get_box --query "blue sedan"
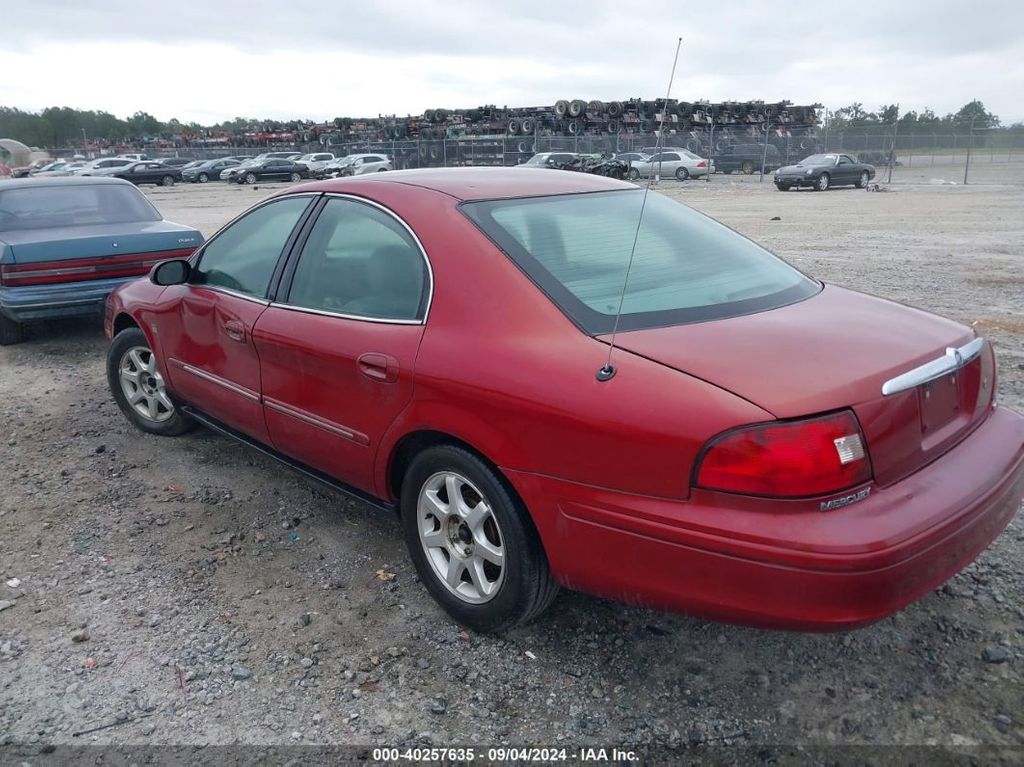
[0,177,203,344]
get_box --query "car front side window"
[286,197,427,321]
[192,197,311,298]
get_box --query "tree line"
[826,100,1012,133]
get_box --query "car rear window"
[0,184,162,231]
[461,190,820,333]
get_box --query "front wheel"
[290,172,302,182]
[775,182,791,191]
[245,173,257,185]
[198,173,209,183]
[107,328,192,436]
[857,171,870,188]
[0,314,25,345]
[401,445,558,633]
[815,173,830,191]
[741,161,755,175]
[627,167,640,181]
[161,175,175,187]
[674,167,690,181]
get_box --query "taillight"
[695,411,872,498]
[697,161,707,167]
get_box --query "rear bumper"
[0,277,136,322]
[505,406,1024,631]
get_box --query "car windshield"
[799,154,837,165]
[523,154,555,166]
[462,190,820,333]
[0,184,162,231]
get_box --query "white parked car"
[295,152,335,173]
[119,153,148,161]
[325,154,392,176]
[75,157,137,176]
[629,149,714,181]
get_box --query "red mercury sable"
[104,169,1024,633]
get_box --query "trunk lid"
[602,285,995,486]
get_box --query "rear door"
[159,195,315,441]
[253,195,430,494]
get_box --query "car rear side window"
[462,190,820,333]
[285,197,427,321]
[0,184,161,230]
[192,196,311,299]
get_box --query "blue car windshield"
[0,184,162,231]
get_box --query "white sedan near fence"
[628,149,714,180]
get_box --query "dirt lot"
[1,169,1022,755]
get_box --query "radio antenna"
[597,36,683,382]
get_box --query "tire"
[775,182,791,191]
[741,161,755,175]
[198,173,209,183]
[0,313,25,346]
[628,167,640,181]
[815,173,830,191]
[161,175,175,186]
[401,445,558,633]
[857,171,870,188]
[245,173,257,185]
[290,172,301,182]
[106,328,192,436]
[377,167,387,172]
[674,167,690,181]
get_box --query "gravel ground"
[1,169,1022,754]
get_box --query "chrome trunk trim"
[881,337,985,396]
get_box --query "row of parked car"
[15,152,394,187]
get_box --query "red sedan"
[104,169,1024,633]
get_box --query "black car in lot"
[714,143,783,174]
[232,159,310,184]
[182,158,241,183]
[774,153,876,191]
[155,157,195,168]
[112,161,183,187]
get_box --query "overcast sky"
[1,0,1022,125]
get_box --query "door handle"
[358,352,399,383]
[223,319,246,343]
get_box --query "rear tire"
[161,175,175,187]
[290,172,302,182]
[107,328,193,436]
[400,445,558,633]
[674,167,690,181]
[741,161,755,175]
[0,314,25,345]
[857,170,870,188]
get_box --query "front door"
[253,196,430,494]
[159,195,315,441]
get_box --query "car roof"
[0,176,137,191]
[285,167,634,202]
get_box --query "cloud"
[1,0,1021,123]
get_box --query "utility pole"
[964,113,977,185]
[886,103,899,184]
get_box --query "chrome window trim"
[881,337,985,396]
[273,192,434,326]
[194,285,270,306]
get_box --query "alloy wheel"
[417,471,505,604]
[118,346,174,423]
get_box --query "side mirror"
[151,259,191,286]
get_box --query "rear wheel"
[674,167,690,181]
[377,167,387,172]
[290,172,302,182]
[857,170,870,188]
[0,314,25,345]
[107,328,192,436]
[815,173,830,191]
[741,161,755,175]
[161,175,175,187]
[401,445,558,633]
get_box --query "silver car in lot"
[74,157,136,176]
[628,149,714,181]
[324,153,392,176]
[295,152,336,174]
